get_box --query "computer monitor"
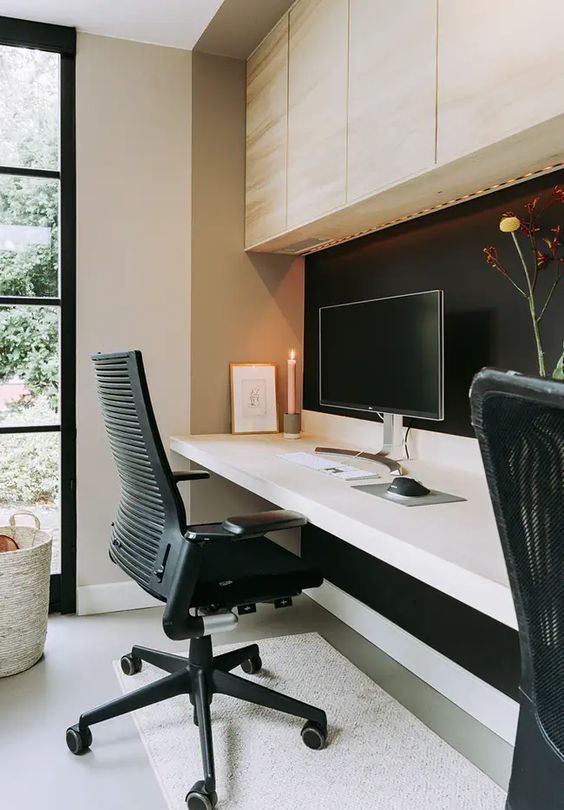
[319,290,444,422]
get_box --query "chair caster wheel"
[66,724,92,755]
[301,720,327,750]
[120,653,142,676]
[186,781,218,810]
[241,654,262,675]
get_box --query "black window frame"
[0,16,77,614]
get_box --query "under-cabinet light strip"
[302,162,564,256]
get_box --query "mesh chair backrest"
[471,369,564,757]
[92,351,186,598]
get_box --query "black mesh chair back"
[471,369,564,810]
[92,351,186,601]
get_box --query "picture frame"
[230,363,279,435]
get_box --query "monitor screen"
[319,290,444,420]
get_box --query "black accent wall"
[302,525,520,698]
[301,174,564,694]
[304,169,564,437]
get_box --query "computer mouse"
[387,476,430,498]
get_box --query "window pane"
[0,175,59,297]
[0,431,60,573]
[0,305,59,427]
[0,45,59,171]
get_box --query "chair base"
[66,636,328,806]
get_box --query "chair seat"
[191,536,323,608]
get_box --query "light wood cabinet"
[438,0,564,164]
[286,0,349,229]
[244,0,564,254]
[347,0,437,202]
[245,16,289,248]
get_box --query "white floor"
[0,597,513,810]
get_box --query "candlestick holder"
[283,412,301,439]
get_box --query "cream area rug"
[115,632,506,810]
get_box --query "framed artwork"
[230,363,278,435]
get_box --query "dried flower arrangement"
[483,185,564,378]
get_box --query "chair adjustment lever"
[274,597,293,609]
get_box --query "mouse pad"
[353,483,467,507]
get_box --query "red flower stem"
[528,231,539,290]
[494,264,527,297]
[511,231,546,376]
[537,272,561,322]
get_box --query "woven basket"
[0,512,52,678]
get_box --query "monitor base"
[315,412,405,474]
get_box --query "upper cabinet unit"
[245,16,289,248]
[347,0,436,203]
[286,0,349,229]
[244,0,564,254]
[438,0,564,163]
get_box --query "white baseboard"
[77,581,162,616]
[306,581,519,745]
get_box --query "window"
[0,18,76,612]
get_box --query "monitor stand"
[315,413,404,474]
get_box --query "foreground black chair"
[66,351,327,809]
[471,368,564,810]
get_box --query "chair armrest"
[173,470,210,483]
[222,509,307,539]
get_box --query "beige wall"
[76,34,192,589]
[74,41,304,596]
[187,52,304,540]
[190,51,304,438]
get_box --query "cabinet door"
[347,0,437,202]
[438,0,564,164]
[287,0,349,229]
[245,16,289,248]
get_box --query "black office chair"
[471,368,564,810]
[66,351,327,809]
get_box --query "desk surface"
[170,432,516,629]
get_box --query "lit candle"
[287,349,297,415]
